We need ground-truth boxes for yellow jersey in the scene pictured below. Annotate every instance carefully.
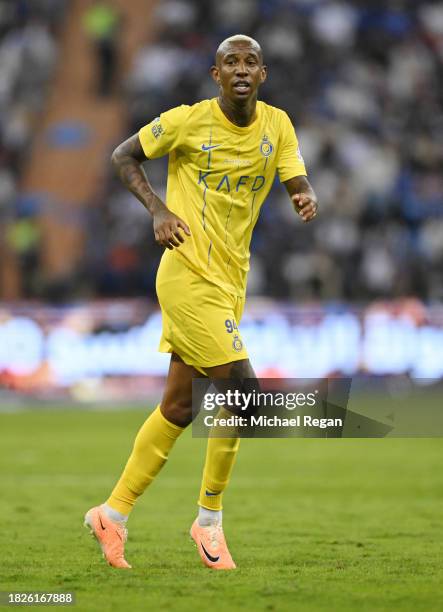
[139,97,306,297]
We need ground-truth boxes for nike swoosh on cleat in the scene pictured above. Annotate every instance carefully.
[200,542,220,563]
[205,490,220,496]
[202,144,221,151]
[98,515,106,530]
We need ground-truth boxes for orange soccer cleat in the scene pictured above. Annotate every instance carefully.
[190,519,236,570]
[84,505,131,569]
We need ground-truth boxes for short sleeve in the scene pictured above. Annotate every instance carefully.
[138,105,190,159]
[277,111,307,182]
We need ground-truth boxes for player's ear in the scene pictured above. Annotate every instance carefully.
[260,65,267,84]
[210,65,220,85]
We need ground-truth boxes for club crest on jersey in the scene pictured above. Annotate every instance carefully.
[232,335,243,352]
[260,135,273,157]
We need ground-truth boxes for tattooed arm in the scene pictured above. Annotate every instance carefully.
[111,134,190,249]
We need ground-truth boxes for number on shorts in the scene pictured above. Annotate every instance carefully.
[225,319,238,334]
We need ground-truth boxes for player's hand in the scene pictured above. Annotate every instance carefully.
[153,208,191,249]
[292,193,318,223]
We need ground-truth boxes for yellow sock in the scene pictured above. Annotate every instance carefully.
[198,409,240,511]
[107,405,184,515]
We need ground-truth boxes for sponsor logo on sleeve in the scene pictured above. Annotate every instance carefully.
[151,118,164,139]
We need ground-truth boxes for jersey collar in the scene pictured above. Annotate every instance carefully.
[211,98,261,134]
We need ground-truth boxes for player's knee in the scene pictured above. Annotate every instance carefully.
[161,399,192,428]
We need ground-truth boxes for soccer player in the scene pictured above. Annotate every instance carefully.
[84,34,318,570]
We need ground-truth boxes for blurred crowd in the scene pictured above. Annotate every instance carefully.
[0,0,67,295]
[4,0,443,302]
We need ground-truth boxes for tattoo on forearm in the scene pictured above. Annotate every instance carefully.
[112,135,166,216]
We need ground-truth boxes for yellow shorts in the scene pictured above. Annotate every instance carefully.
[156,251,248,371]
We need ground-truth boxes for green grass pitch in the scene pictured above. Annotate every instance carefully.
[1,407,442,611]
